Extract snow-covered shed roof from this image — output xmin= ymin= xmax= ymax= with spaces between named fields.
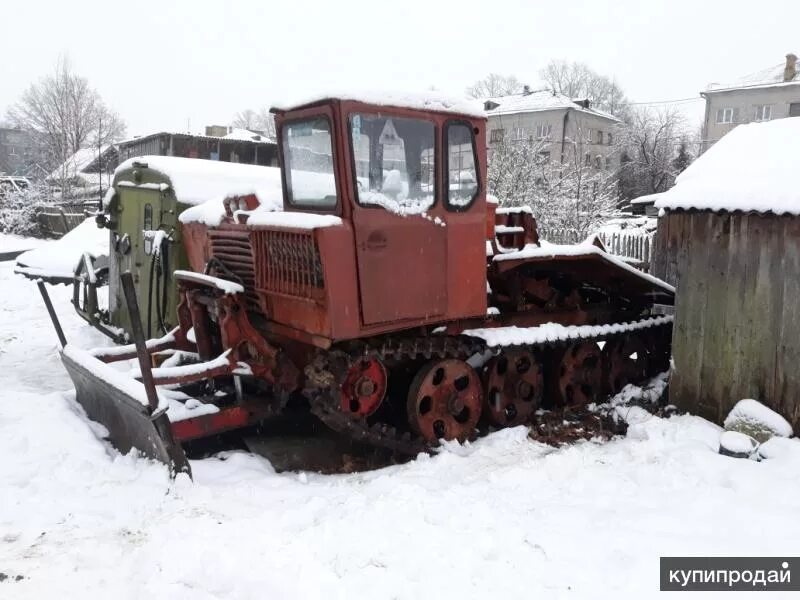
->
xmin=630 ymin=192 xmax=665 ymax=205
xmin=654 ymin=117 xmax=800 ymax=215
xmin=483 ymin=90 xmax=620 ymax=122
xmin=704 ymin=57 xmax=799 ymax=94
xmin=272 ymin=91 xmax=486 ymax=118
xmin=115 ymin=155 xmax=283 ymax=208
xmin=47 ymin=146 xmax=115 ymax=184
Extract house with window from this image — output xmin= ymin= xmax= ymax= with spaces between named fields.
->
xmin=700 ymin=52 xmax=799 ymax=152
xmin=0 ymin=127 xmax=37 ymax=178
xmin=484 ymin=87 xmax=621 ymax=170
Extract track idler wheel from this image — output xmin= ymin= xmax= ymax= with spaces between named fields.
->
xmin=602 ymin=336 xmax=649 ymax=395
xmin=483 ymin=348 xmax=543 ymax=427
xmin=553 ymin=341 xmax=602 ymax=407
xmin=340 ymin=357 xmax=387 ymax=417
xmin=407 ymin=359 xmax=482 ymax=443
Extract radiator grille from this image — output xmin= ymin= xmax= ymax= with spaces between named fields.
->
xmin=253 ymin=229 xmax=324 ymax=300
xmin=207 ymin=229 xmax=261 ymax=312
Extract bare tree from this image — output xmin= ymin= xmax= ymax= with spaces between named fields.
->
xmin=615 ymin=106 xmax=687 ymax=199
xmin=231 ymin=107 xmax=276 ymax=139
xmin=466 ymin=73 xmax=524 ymax=98
xmin=6 ymin=57 xmax=125 ymax=173
xmin=488 ymin=133 xmax=617 ymax=242
xmin=540 ymin=60 xmax=629 ymax=119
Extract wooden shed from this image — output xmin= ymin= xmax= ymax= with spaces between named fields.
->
xmin=652 ymin=117 xmax=800 ymax=430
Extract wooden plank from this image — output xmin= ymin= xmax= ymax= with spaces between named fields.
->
xmin=671 ymin=212 xmax=709 ymax=416
xmin=696 ymin=213 xmax=733 ymax=422
xmin=734 ymin=214 xmax=770 ymax=407
xmin=773 ymin=216 xmax=800 ymax=429
xmin=723 ymin=214 xmax=751 ymax=421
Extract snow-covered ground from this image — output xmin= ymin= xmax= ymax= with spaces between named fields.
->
xmin=2 ymin=238 xmax=800 ymax=599
xmin=0 ymin=232 xmax=47 ymax=255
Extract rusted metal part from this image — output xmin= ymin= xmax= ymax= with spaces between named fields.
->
xmin=552 ymin=341 xmax=603 ymax=407
xmin=304 ymin=334 xmax=486 ymax=455
xmin=121 ymin=272 xmax=160 ymax=413
xmin=407 ymin=359 xmax=483 ymax=443
xmin=602 ymin=335 xmax=649 ymax=395
xmin=93 ymin=335 xmax=178 ymax=364
xmin=171 ymin=404 xmax=272 ymax=443
xmin=483 ymin=348 xmax=543 ymax=427
xmin=339 ymin=356 xmax=387 ymax=417
xmin=120 ymin=271 xmax=191 ymax=477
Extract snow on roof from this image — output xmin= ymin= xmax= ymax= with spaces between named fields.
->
xmin=630 ymin=192 xmax=665 ymax=205
xmin=115 ymin=155 xmax=283 ymax=207
xmin=221 ymin=128 xmax=273 ymax=142
xmin=273 ymin=90 xmax=486 ymax=118
xmin=705 ymin=60 xmax=799 ymax=93
xmin=654 ymin=117 xmax=800 ymax=215
xmin=47 ymin=146 xmax=112 ymax=182
xmin=118 ymin=130 xmax=276 ymax=146
xmin=484 ymin=90 xmax=620 ymax=122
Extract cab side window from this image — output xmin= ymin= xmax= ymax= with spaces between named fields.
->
xmin=446 ymin=123 xmax=479 ymax=209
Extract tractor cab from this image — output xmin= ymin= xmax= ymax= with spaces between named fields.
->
xmin=265 ymin=95 xmax=489 ymax=338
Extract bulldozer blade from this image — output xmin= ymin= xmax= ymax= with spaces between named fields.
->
xmin=61 ymin=345 xmax=191 ymax=477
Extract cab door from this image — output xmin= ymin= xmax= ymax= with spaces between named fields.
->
xmin=349 ymin=113 xmax=447 ymax=325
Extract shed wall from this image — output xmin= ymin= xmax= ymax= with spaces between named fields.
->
xmin=664 ymin=210 xmax=800 ymax=430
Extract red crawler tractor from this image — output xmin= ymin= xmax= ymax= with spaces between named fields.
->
xmin=42 ymin=94 xmax=674 ymax=475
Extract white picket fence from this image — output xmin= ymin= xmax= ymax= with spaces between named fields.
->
xmin=597 ymin=231 xmax=654 ymax=272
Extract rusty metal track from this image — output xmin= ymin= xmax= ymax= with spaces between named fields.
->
xmin=303 ymin=319 xmax=672 ymax=456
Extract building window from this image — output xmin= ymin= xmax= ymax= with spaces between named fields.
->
xmin=489 ymin=129 xmax=505 ymax=143
xmin=607 ymin=132 xmax=613 ymax=145
xmin=754 ymin=105 xmax=772 ymax=121
xmin=535 ymin=123 xmax=552 ymax=139
xmin=597 ymin=131 xmax=604 ymax=144
xmin=791 ymin=103 xmax=800 ymax=117
xmin=511 ymin=127 xmax=526 ymax=141
xmin=585 ymin=128 xmax=594 ymax=143
xmin=716 ymin=108 xmax=734 ymax=124
xmin=594 ymin=156 xmax=602 ymax=169
xmin=584 ymin=153 xmax=591 ymax=166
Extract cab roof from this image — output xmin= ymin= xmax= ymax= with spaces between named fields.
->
xmin=271 ymin=91 xmax=486 ymax=119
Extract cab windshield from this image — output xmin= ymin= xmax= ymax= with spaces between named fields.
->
xmin=350 ymin=113 xmax=435 ymax=215
xmin=281 ymin=117 xmax=337 ymax=209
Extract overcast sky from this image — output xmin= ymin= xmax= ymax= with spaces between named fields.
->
xmin=1 ymin=0 xmax=797 ymax=136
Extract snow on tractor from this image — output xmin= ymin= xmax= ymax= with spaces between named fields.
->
xmin=36 ymin=93 xmax=674 ymax=476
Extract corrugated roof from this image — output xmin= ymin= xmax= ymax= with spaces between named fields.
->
xmin=655 ymin=117 xmax=800 ymax=215
xmin=118 ymin=129 xmax=276 ymax=147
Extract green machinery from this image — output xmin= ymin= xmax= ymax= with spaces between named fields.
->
xmin=73 ymin=160 xmax=193 ymax=342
